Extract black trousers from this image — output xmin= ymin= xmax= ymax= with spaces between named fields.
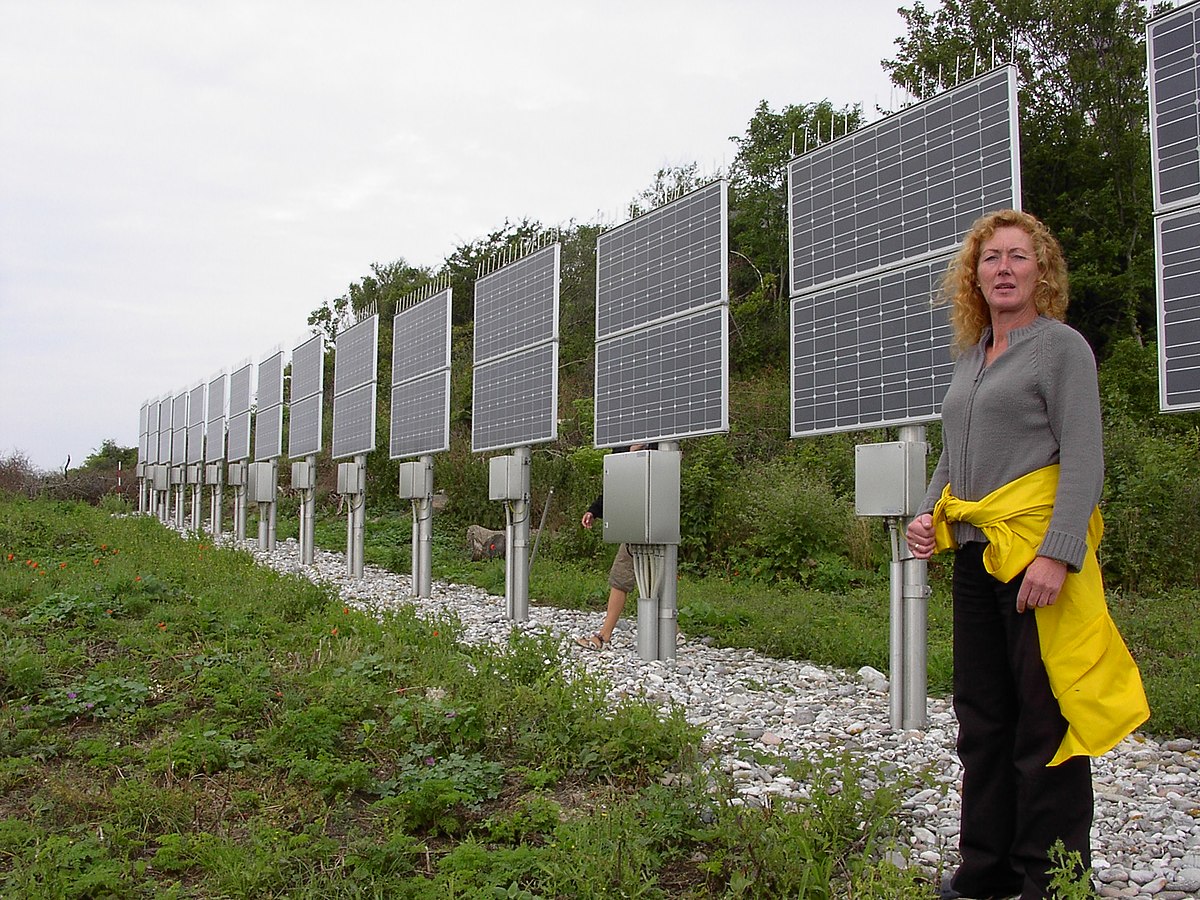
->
xmin=951 ymin=542 xmax=1093 ymax=900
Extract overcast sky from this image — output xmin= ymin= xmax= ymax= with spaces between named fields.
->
xmin=1 ymin=0 xmax=909 ymax=471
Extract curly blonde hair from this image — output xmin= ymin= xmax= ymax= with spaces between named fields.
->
xmin=941 ymin=209 xmax=1070 ymax=352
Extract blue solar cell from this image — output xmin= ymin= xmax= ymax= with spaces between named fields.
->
xmin=332 ymin=381 xmax=377 ymax=459
xmin=1150 ymin=3 xmax=1200 ymax=210
xmin=254 ymin=404 xmax=283 ymax=461
xmin=333 ymin=316 xmax=379 ymax=396
xmin=391 ymin=371 xmax=451 ymax=459
xmin=472 ymin=344 xmax=558 ymax=453
xmin=229 ymin=364 xmax=254 ymax=416
xmin=394 ymin=289 xmax=452 ymax=385
xmin=1156 ymin=207 xmax=1200 ymax=411
xmin=291 ymin=334 xmax=324 ymax=402
xmin=227 ymin=410 xmax=252 ymax=463
xmin=475 ymin=249 xmax=557 ymax=364
xmin=258 ymin=352 xmax=285 ymax=410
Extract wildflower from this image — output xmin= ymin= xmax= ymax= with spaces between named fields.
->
xmin=84 ymin=702 xmax=95 ymax=709
xmin=106 ymin=609 xmax=113 ymax=615
xmin=134 ymin=576 xmax=141 ymax=582
xmin=432 ymin=630 xmax=439 ymax=637
xmin=93 ymin=558 xmax=100 ymax=566
xmin=5 ymin=553 xmax=13 ymax=561
xmin=59 ymin=562 xmax=67 ymax=569
xmin=343 ymin=606 xmax=349 ymax=614
xmin=424 ymin=756 xmax=436 ymax=766
xmin=330 ymin=627 xmax=338 ymax=636
xmin=101 ymin=545 xmax=107 ymax=550
xmin=157 ymin=622 xmax=166 ymax=631
xmin=113 ymin=549 xmax=119 ymax=554
xmin=67 ymin=692 xmax=77 ymax=700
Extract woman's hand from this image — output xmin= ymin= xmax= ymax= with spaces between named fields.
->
xmin=581 ymin=511 xmax=595 ymax=529
xmin=905 ymin=514 xmax=935 ymax=560
xmin=1017 ymin=556 xmax=1068 ymax=613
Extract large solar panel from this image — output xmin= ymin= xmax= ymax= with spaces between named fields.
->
xmin=1149 ymin=3 xmax=1200 ymax=211
xmin=149 ymin=399 xmax=162 ymax=464
xmin=289 ymin=334 xmax=324 ymax=459
xmin=593 ymin=181 xmax=729 ymax=447
xmin=288 ymin=394 xmax=323 ymax=458
xmin=789 ymin=66 xmax=1019 ymax=294
xmin=229 ymin=363 xmax=254 ymax=415
xmin=595 ymin=305 xmax=728 ymax=446
xmin=258 ymin=351 xmax=285 ymax=411
xmin=333 ymin=317 xmax=378 ymax=395
xmin=476 ymin=248 xmax=558 ymax=363
xmin=391 ymin=289 xmax=452 ymax=458
xmin=205 ymin=373 xmax=227 ymax=463
xmin=185 ymin=384 xmax=205 ymax=465
xmin=789 ymin=66 xmax=1020 ymax=437
xmin=254 ymin=404 xmax=284 ymax=462
xmin=138 ymin=403 xmax=149 ymax=465
xmin=227 ymin=410 xmax=252 ymax=463
xmin=332 ymin=381 xmax=377 ymax=459
xmin=473 ymin=344 xmax=558 ymax=453
xmin=391 ymin=372 xmax=451 ymax=459
xmin=791 ymin=255 xmax=955 ymax=435
xmin=331 ymin=316 xmax=379 ymax=459
xmin=597 ymin=182 xmax=725 ymax=339
xmin=1156 ymin=207 xmax=1200 ymax=411
xmin=291 ymin=334 xmax=324 ymax=404
xmin=157 ymin=398 xmax=172 ymax=463
xmin=472 ymin=246 xmax=561 ymax=452
xmin=170 ymin=392 xmax=188 ymax=466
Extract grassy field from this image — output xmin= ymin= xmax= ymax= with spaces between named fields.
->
xmin=0 ymin=496 xmax=953 ymax=898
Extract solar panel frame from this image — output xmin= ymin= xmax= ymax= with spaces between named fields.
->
xmin=788 ymin=66 xmax=1020 ymax=296
xmin=258 ymin=351 xmax=285 ymax=411
xmin=596 ymin=182 xmax=727 ymax=340
xmin=594 ymin=305 xmax=729 ymax=448
xmin=149 ymin=399 xmax=162 ymax=464
xmin=472 ymin=343 xmax=559 ymax=453
xmin=170 ymin=392 xmax=188 ymax=466
xmin=184 ymin=384 xmax=205 ymax=464
xmin=791 ymin=254 xmax=955 ymax=436
xmin=394 ymin=289 xmax=452 ymax=385
xmin=1149 ymin=2 xmax=1200 ymax=212
xmin=205 ymin=373 xmax=227 ymax=463
xmin=291 ymin=334 xmax=324 ymax=403
xmin=391 ymin=371 xmax=451 ymax=458
xmin=475 ymin=247 xmax=559 ymax=364
xmin=333 ymin=316 xmax=379 ymax=396
xmin=138 ymin=403 xmax=149 ymax=466
xmin=229 ymin=363 xmax=254 ymax=416
xmin=227 ymin=410 xmax=252 ymax=463
xmin=254 ymin=404 xmax=284 ymax=461
xmin=288 ymin=393 xmax=323 ymax=458
xmin=332 ymin=381 xmax=377 ymax=459
xmin=592 ymin=181 xmax=729 ymax=447
xmin=1155 ymin=206 xmax=1200 ymax=411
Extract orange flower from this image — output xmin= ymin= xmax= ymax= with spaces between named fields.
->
xmin=59 ymin=562 xmax=67 ymax=569
xmin=5 ymin=553 xmax=12 ymax=562
xmin=101 ymin=544 xmax=107 ymax=550
xmin=135 ymin=576 xmax=141 ymax=582
xmin=342 ymin=606 xmax=349 ymax=614
xmin=432 ymin=630 xmax=439 ymax=637
xmin=157 ymin=622 xmax=167 ymax=631
xmin=93 ymin=559 xmax=100 ymax=566
xmin=330 ymin=627 xmax=338 ymax=636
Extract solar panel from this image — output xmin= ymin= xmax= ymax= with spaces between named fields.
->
xmin=170 ymin=392 xmax=188 ymax=466
xmin=391 ymin=371 xmax=451 ymax=458
xmin=184 ymin=384 xmax=205 ymax=464
xmin=789 ymin=66 xmax=1019 ymax=295
xmin=791 ymin=255 xmax=955 ymax=436
xmin=1156 ymin=206 xmax=1200 ymax=411
xmin=471 ymin=246 xmax=561 ymax=452
xmin=138 ymin=403 xmax=149 ymax=465
xmin=595 ymin=305 xmax=728 ymax=447
xmin=289 ymin=393 xmax=323 ymax=458
xmin=597 ymin=182 xmax=726 ymax=340
xmin=475 ymin=247 xmax=558 ymax=363
xmin=205 ymin=373 xmax=227 ymax=463
xmin=157 ymin=398 xmax=173 ymax=463
xmin=227 ymin=410 xmax=252 ymax=462
xmin=593 ymin=182 xmax=729 ymax=447
xmin=149 ymin=399 xmax=163 ymax=464
xmin=472 ymin=344 xmax=558 ymax=453
xmin=1149 ymin=3 xmax=1200 ymax=211
xmin=333 ymin=316 xmax=379 ymax=395
xmin=332 ymin=381 xmax=377 ymax=459
xmin=254 ymin=404 xmax=284 ymax=462
xmin=229 ymin=363 xmax=254 ymax=415
xmin=291 ymin=334 xmax=324 ymax=403
xmin=391 ymin=289 xmax=452 ymax=459
xmin=258 ymin=351 xmax=285 ymax=411
xmin=788 ymin=67 xmax=1019 ymax=437
xmin=394 ymin=289 xmax=452 ymax=384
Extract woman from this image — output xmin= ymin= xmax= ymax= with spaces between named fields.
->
xmin=906 ymin=210 xmax=1148 ymax=900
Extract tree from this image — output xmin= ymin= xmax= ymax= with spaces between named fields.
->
xmin=883 ymin=0 xmax=1160 ymax=357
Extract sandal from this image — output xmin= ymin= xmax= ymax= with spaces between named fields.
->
xmin=575 ymin=632 xmax=610 ymax=651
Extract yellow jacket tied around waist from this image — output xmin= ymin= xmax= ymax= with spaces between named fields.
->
xmin=931 ymin=465 xmax=1149 ymax=766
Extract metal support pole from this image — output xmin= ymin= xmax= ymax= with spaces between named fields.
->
xmin=897 ymin=423 xmax=930 ymax=730
xmin=415 ymin=454 xmax=434 ymax=599
xmin=300 ymin=454 xmax=316 ymax=565
xmin=657 ymin=441 xmax=681 ymax=661
xmin=349 ymin=454 xmax=366 ymax=579
xmin=191 ymin=484 xmax=201 ymax=532
xmin=888 ymin=523 xmax=906 ymax=730
xmin=267 ymin=460 xmax=278 ymax=551
xmin=258 ymin=503 xmax=269 ymax=548
xmin=212 ymin=479 xmax=223 ymax=538
xmin=233 ymin=462 xmax=247 ymax=543
xmin=510 ymin=446 xmax=531 ymax=622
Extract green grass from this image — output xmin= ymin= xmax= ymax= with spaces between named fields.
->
xmin=0 ymin=496 xmax=942 ymax=898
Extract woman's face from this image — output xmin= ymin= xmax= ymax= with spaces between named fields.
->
xmin=976 ymin=225 xmax=1039 ymax=324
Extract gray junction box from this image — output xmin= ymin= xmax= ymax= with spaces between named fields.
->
xmin=186 ymin=464 xmax=204 ymax=485
xmin=291 ymin=460 xmax=316 ymax=491
xmin=854 ymin=442 xmax=927 ymax=517
xmin=602 ymin=449 xmax=681 ymax=545
xmin=488 ymin=454 xmax=527 ymax=502
xmin=337 ymin=462 xmax=364 ymax=496
xmin=247 ymin=462 xmax=277 ymax=503
xmin=398 ymin=460 xmax=431 ymax=499
xmin=205 ymin=463 xmax=223 ymax=484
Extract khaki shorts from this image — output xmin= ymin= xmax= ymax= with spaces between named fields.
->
xmin=608 ymin=543 xmax=636 ymax=593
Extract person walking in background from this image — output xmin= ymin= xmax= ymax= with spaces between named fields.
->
xmin=905 ymin=210 xmax=1148 ymax=900
xmin=574 ymin=444 xmax=646 ymax=651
